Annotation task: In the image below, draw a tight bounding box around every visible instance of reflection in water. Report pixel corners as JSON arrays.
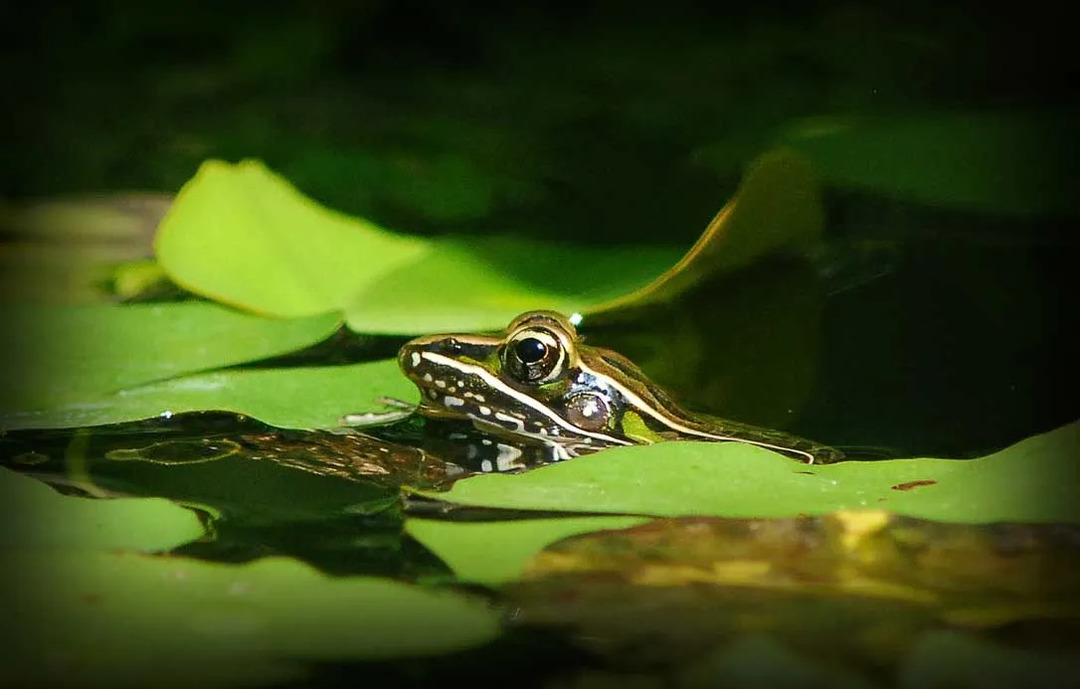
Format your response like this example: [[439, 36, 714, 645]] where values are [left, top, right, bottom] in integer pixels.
[[0, 412, 462, 577], [238, 426, 466, 487], [105, 437, 242, 465]]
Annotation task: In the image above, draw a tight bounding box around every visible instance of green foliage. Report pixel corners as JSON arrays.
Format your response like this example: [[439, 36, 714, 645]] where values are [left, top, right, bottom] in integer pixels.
[[4, 359, 413, 432], [0, 302, 341, 423], [779, 113, 1077, 216], [2, 553, 501, 688], [154, 159, 684, 333], [0, 150, 824, 431], [1, 460, 499, 688], [405, 516, 650, 585], [1, 466, 205, 551], [425, 421, 1079, 522]]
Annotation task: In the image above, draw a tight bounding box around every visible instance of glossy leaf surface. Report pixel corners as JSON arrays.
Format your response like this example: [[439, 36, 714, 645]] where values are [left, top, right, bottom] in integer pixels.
[[1, 302, 341, 418], [414, 421, 1080, 523]]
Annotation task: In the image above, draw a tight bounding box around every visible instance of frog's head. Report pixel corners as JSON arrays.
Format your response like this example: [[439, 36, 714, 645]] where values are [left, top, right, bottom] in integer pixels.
[[398, 310, 644, 453], [399, 310, 843, 464]]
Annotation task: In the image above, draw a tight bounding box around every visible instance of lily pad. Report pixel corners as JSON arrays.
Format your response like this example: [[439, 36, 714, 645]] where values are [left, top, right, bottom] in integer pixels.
[[405, 516, 650, 585], [152, 154, 822, 334], [0, 194, 171, 305], [780, 112, 1077, 217], [0, 302, 341, 419], [1, 553, 502, 689], [155, 160, 431, 319], [412, 420, 1080, 523], [0, 466, 205, 551], [2, 359, 413, 432], [343, 236, 677, 334]]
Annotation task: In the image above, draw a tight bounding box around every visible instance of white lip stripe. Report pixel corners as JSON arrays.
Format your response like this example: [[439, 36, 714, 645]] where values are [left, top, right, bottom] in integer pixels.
[[419, 351, 629, 447], [578, 361, 816, 463]]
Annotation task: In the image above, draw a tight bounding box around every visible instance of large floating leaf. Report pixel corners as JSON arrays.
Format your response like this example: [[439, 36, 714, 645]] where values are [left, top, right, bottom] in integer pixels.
[[0, 466, 205, 551], [2, 359, 413, 432], [781, 112, 1077, 216], [413, 421, 1080, 523], [2, 553, 502, 689], [405, 516, 649, 585], [153, 155, 822, 334], [0, 302, 341, 418], [343, 236, 676, 334]]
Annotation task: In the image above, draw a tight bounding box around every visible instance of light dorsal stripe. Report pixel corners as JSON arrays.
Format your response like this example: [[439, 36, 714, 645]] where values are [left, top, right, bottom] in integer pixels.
[[419, 352, 631, 448], [578, 360, 817, 463]]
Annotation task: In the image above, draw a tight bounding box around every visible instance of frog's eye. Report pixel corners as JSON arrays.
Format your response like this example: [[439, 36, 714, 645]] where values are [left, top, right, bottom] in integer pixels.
[[504, 328, 566, 384], [514, 337, 548, 364]]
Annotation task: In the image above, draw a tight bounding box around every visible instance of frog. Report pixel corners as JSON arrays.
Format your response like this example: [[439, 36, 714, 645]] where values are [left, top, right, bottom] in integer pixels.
[[396, 310, 844, 468]]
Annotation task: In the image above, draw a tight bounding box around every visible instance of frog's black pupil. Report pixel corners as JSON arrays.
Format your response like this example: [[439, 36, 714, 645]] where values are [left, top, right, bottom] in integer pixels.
[[515, 337, 547, 364]]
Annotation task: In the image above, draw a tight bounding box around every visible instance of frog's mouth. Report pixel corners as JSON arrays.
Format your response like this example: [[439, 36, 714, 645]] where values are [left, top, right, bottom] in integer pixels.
[[397, 344, 498, 420]]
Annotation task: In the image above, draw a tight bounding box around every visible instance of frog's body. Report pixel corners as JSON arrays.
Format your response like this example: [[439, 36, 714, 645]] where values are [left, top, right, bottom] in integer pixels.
[[398, 310, 844, 467]]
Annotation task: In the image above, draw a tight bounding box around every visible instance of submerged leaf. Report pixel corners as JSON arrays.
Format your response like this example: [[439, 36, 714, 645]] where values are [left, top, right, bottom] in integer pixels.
[[522, 512, 1080, 618], [500, 514, 1080, 684]]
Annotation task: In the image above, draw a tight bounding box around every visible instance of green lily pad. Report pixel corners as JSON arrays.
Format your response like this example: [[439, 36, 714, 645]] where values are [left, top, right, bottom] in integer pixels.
[[0, 466, 205, 551], [405, 516, 650, 585], [2, 553, 502, 689], [154, 159, 676, 332], [2, 358, 413, 432], [153, 155, 822, 334], [155, 160, 431, 319], [413, 421, 1080, 523], [343, 236, 677, 333], [0, 194, 171, 305], [781, 112, 1077, 217], [0, 302, 341, 419]]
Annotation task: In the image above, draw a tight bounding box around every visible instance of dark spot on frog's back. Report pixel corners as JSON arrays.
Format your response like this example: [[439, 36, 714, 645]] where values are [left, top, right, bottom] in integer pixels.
[[891, 479, 938, 491]]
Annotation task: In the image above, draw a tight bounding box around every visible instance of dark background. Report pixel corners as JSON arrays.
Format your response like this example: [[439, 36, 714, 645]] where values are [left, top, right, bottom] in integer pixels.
[[4, 2, 1074, 238]]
